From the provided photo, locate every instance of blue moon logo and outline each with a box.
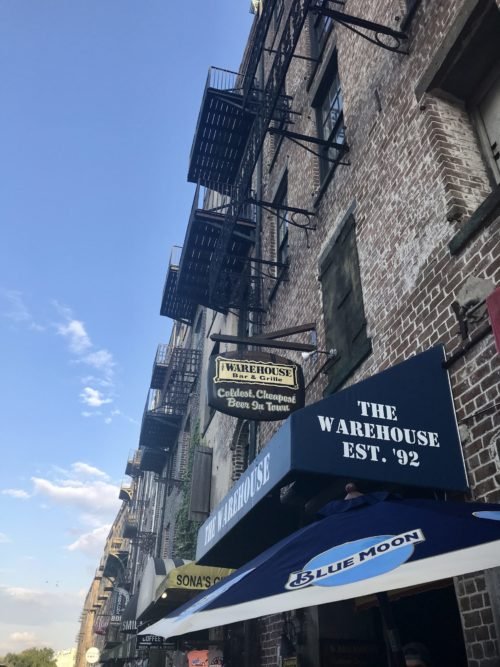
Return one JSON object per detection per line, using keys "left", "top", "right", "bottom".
{"left": 286, "top": 530, "right": 424, "bottom": 590}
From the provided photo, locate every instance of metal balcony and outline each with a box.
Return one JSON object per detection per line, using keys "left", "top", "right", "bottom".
{"left": 102, "top": 540, "right": 129, "bottom": 578}
{"left": 118, "top": 481, "right": 133, "bottom": 502}
{"left": 139, "top": 447, "right": 169, "bottom": 474}
{"left": 188, "top": 67, "right": 257, "bottom": 192}
{"left": 160, "top": 246, "right": 198, "bottom": 324}
{"left": 123, "top": 511, "right": 139, "bottom": 539}
{"left": 138, "top": 389, "right": 181, "bottom": 450}
{"left": 139, "top": 348, "right": 201, "bottom": 449}
{"left": 174, "top": 183, "right": 257, "bottom": 313}
{"left": 150, "top": 344, "right": 171, "bottom": 390}
{"left": 125, "top": 449, "right": 142, "bottom": 477}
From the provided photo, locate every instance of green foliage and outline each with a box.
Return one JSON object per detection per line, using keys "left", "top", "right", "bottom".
{"left": 173, "top": 422, "right": 202, "bottom": 560}
{"left": 1, "top": 647, "right": 57, "bottom": 667}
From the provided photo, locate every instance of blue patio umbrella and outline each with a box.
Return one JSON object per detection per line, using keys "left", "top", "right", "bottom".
{"left": 143, "top": 493, "right": 500, "bottom": 653}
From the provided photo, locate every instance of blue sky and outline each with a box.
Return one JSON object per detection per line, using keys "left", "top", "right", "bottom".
{"left": 0, "top": 0, "right": 253, "bottom": 653}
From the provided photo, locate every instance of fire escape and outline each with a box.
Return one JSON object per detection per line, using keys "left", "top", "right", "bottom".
{"left": 161, "top": 0, "right": 407, "bottom": 321}
{"left": 125, "top": 449, "right": 141, "bottom": 477}
{"left": 102, "top": 538, "right": 129, "bottom": 579}
{"left": 161, "top": 181, "right": 258, "bottom": 321}
{"left": 118, "top": 479, "right": 133, "bottom": 502}
{"left": 138, "top": 343, "right": 200, "bottom": 472}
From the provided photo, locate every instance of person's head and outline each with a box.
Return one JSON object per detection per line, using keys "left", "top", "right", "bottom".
{"left": 403, "top": 643, "right": 431, "bottom": 667}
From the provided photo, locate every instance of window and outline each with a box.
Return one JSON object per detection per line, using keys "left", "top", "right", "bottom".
{"left": 471, "top": 68, "right": 500, "bottom": 182}
{"left": 312, "top": 10, "right": 333, "bottom": 57}
{"left": 420, "top": 0, "right": 500, "bottom": 184}
{"left": 189, "top": 446, "right": 213, "bottom": 521}
{"left": 319, "top": 214, "right": 371, "bottom": 394}
{"left": 313, "top": 54, "right": 346, "bottom": 186}
{"left": 275, "top": 174, "right": 289, "bottom": 275}
{"left": 231, "top": 420, "right": 250, "bottom": 482}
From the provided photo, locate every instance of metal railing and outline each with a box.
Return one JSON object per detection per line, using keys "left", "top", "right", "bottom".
{"left": 196, "top": 182, "right": 257, "bottom": 223}
{"left": 207, "top": 66, "right": 247, "bottom": 94}
{"left": 169, "top": 245, "right": 182, "bottom": 271}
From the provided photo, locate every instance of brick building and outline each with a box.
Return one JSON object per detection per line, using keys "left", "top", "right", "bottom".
{"left": 157, "top": 0, "right": 500, "bottom": 666}
{"left": 78, "top": 1, "right": 500, "bottom": 666}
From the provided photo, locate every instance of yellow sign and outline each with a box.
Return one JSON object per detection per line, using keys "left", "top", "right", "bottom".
{"left": 214, "top": 356, "right": 299, "bottom": 389}
{"left": 156, "top": 563, "right": 233, "bottom": 598}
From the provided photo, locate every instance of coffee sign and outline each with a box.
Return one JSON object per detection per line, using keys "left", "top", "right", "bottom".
{"left": 136, "top": 635, "right": 175, "bottom": 650}
{"left": 208, "top": 351, "right": 305, "bottom": 421}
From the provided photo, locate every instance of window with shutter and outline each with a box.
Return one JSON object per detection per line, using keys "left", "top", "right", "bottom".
{"left": 319, "top": 215, "right": 371, "bottom": 394}
{"left": 189, "top": 446, "right": 213, "bottom": 522}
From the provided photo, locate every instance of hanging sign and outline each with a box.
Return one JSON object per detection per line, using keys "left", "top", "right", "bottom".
{"left": 85, "top": 648, "right": 100, "bottom": 665}
{"left": 197, "top": 346, "right": 468, "bottom": 563}
{"left": 293, "top": 345, "right": 467, "bottom": 491}
{"left": 136, "top": 635, "right": 175, "bottom": 650}
{"left": 208, "top": 351, "right": 305, "bottom": 421}
{"left": 187, "top": 651, "right": 209, "bottom": 667}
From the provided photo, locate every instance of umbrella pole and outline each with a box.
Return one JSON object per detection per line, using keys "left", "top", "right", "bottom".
{"left": 376, "top": 593, "right": 406, "bottom": 667}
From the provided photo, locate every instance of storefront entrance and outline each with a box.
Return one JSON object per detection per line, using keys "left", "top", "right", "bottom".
{"left": 318, "top": 581, "right": 467, "bottom": 666}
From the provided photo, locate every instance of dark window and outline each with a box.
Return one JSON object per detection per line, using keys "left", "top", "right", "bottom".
{"left": 275, "top": 174, "right": 289, "bottom": 273}
{"left": 424, "top": 0, "right": 500, "bottom": 183}
{"left": 269, "top": 84, "right": 288, "bottom": 170}
{"left": 312, "top": 10, "right": 333, "bottom": 56}
{"left": 314, "top": 54, "right": 346, "bottom": 186}
{"left": 471, "top": 68, "right": 500, "bottom": 182}
{"left": 320, "top": 215, "right": 371, "bottom": 394}
{"left": 189, "top": 446, "right": 213, "bottom": 522}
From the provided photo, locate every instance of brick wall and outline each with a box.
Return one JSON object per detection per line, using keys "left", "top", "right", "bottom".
{"left": 246, "top": 0, "right": 500, "bottom": 664}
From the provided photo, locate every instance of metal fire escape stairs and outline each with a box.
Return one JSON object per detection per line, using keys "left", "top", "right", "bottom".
{"left": 197, "top": 0, "right": 407, "bottom": 315}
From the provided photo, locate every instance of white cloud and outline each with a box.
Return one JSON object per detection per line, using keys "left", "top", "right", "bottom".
{"left": 83, "top": 349, "right": 115, "bottom": 373}
{"left": 10, "top": 631, "right": 37, "bottom": 643}
{"left": 80, "top": 387, "right": 112, "bottom": 408}
{"left": 0, "top": 587, "right": 82, "bottom": 631}
{"left": 1, "top": 290, "right": 45, "bottom": 331}
{"left": 57, "top": 319, "right": 92, "bottom": 353}
{"left": 66, "top": 524, "right": 111, "bottom": 557}
{"left": 31, "top": 477, "right": 120, "bottom": 518}
{"left": 29, "top": 471, "right": 120, "bottom": 559}
{"left": 2, "top": 488, "right": 30, "bottom": 499}
{"left": 71, "top": 462, "right": 109, "bottom": 480}
{"left": 81, "top": 375, "right": 114, "bottom": 388}
{"left": 0, "top": 533, "right": 11, "bottom": 544}
{"left": 52, "top": 302, "right": 120, "bottom": 417}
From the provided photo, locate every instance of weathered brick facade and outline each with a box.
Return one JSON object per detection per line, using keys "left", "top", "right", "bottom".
{"left": 196, "top": 0, "right": 500, "bottom": 665}
{"left": 110, "top": 0, "right": 500, "bottom": 667}
{"left": 77, "top": 1, "right": 500, "bottom": 666}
